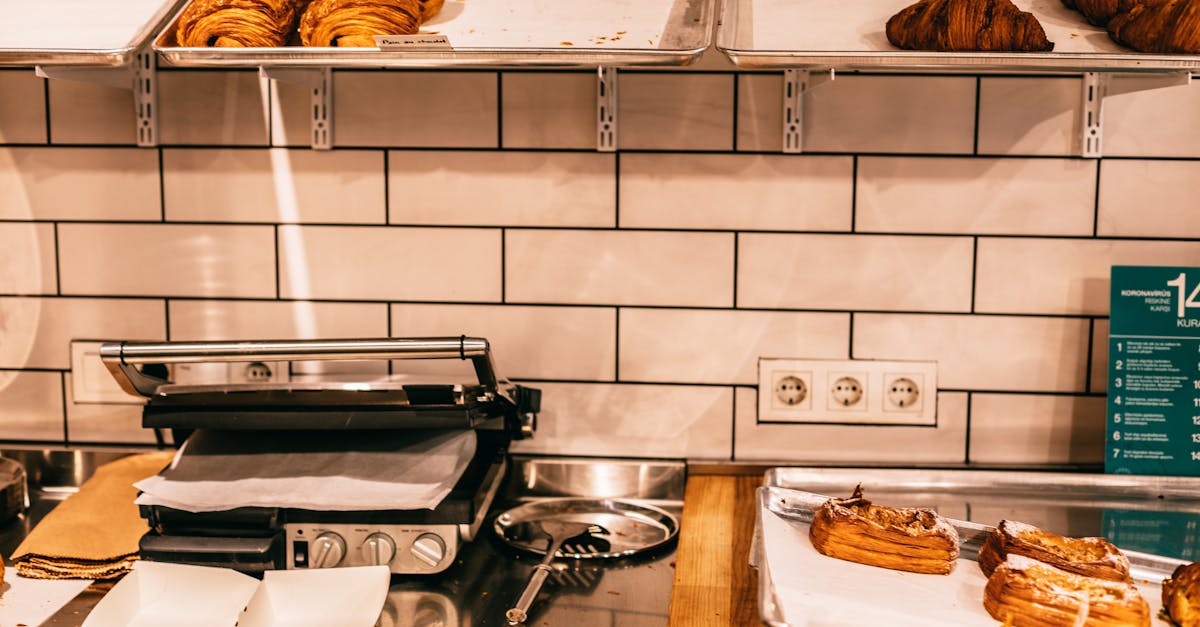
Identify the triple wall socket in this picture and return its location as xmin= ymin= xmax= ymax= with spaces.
xmin=758 ymin=358 xmax=937 ymax=426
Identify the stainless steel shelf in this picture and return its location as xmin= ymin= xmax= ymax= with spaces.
xmin=0 ymin=0 xmax=184 ymax=67
xmin=716 ymin=0 xmax=1200 ymax=73
xmin=154 ymin=0 xmax=714 ymax=69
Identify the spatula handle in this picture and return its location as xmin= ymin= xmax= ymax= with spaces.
xmin=506 ymin=563 xmax=553 ymax=624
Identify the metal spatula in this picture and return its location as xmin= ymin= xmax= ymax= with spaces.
xmin=505 ymin=520 xmax=598 ymax=624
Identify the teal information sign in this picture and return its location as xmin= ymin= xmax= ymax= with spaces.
xmin=1107 ymin=266 xmax=1200 ymax=476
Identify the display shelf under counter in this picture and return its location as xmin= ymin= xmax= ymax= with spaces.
xmin=716 ymin=0 xmax=1200 ymax=73
xmin=0 ymin=0 xmax=184 ymax=66
xmin=153 ymin=0 xmax=714 ymax=68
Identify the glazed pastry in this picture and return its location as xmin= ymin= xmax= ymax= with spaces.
xmin=808 ymin=484 xmax=959 ymax=575
xmin=1163 ymin=561 xmax=1200 ymax=626
xmin=299 ymin=0 xmax=441 ymax=47
xmin=886 ymin=0 xmax=1055 ymax=52
xmin=175 ymin=0 xmax=306 ymax=47
xmin=978 ymin=520 xmax=1131 ymax=582
xmin=984 ymin=554 xmax=1150 ymax=627
xmin=1061 ymin=0 xmax=1139 ymax=25
xmin=1108 ymin=0 xmax=1200 ymax=53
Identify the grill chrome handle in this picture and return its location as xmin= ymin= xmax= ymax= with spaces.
xmin=100 ymin=336 xmax=498 ymax=397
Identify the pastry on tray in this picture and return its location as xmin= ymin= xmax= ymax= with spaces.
xmin=175 ymin=0 xmax=307 ymax=47
xmin=1107 ymin=0 xmax=1200 ymax=53
xmin=984 ymin=554 xmax=1150 ymax=627
xmin=886 ymin=0 xmax=1055 ymax=52
xmin=1061 ymin=0 xmax=1136 ymax=26
xmin=1163 ymin=561 xmax=1200 ymax=627
xmin=808 ymin=484 xmax=960 ymax=575
xmin=977 ymin=520 xmax=1131 ymax=582
xmin=299 ymin=0 xmax=443 ymax=47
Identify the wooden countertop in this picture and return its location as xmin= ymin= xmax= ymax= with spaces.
xmin=667 ymin=474 xmax=761 ymax=626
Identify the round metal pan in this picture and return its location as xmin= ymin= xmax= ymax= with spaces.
xmin=493 ymin=497 xmax=679 ymax=560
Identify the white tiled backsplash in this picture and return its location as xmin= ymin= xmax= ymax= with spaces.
xmin=2 ymin=62 xmax=1199 ymax=468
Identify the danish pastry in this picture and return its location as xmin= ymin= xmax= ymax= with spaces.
xmin=978 ymin=520 xmax=1131 ymax=582
xmin=175 ymin=0 xmax=306 ymax=48
xmin=808 ymin=485 xmax=959 ymax=575
xmin=299 ymin=0 xmax=441 ymax=47
xmin=1163 ymin=561 xmax=1200 ymax=627
xmin=1061 ymin=0 xmax=1137 ymax=25
xmin=886 ymin=0 xmax=1055 ymax=52
xmin=984 ymin=554 xmax=1150 ymax=627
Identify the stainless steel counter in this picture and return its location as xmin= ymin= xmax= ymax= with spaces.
xmin=0 ymin=451 xmax=684 ymax=627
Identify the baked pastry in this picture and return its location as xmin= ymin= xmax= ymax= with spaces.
xmin=1108 ymin=0 xmax=1200 ymax=53
xmin=175 ymin=0 xmax=306 ymax=47
xmin=1061 ymin=0 xmax=1138 ymax=25
xmin=808 ymin=484 xmax=959 ymax=575
xmin=299 ymin=0 xmax=442 ymax=47
xmin=984 ymin=554 xmax=1150 ymax=627
xmin=978 ymin=520 xmax=1131 ymax=582
xmin=1163 ymin=561 xmax=1200 ymax=626
xmin=886 ymin=0 xmax=1055 ymax=52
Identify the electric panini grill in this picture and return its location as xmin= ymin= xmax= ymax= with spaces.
xmin=100 ymin=337 xmax=539 ymax=575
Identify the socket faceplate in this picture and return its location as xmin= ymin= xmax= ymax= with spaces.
xmin=757 ymin=358 xmax=937 ymax=425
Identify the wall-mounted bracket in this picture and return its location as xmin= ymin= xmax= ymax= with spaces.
xmin=35 ymin=47 xmax=159 ymax=147
xmin=1080 ymin=71 xmax=1191 ymax=158
xmin=782 ymin=68 xmax=835 ymax=154
xmin=260 ymin=66 xmax=333 ymax=150
xmin=597 ymin=66 xmax=617 ymax=152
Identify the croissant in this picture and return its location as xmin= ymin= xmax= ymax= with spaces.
xmin=1163 ymin=561 xmax=1200 ymax=627
xmin=299 ymin=0 xmax=441 ymax=47
xmin=978 ymin=520 xmax=1131 ymax=582
xmin=886 ymin=0 xmax=1055 ymax=52
xmin=1061 ymin=0 xmax=1139 ymax=25
xmin=984 ymin=554 xmax=1150 ymax=627
xmin=1108 ymin=0 xmax=1200 ymax=53
xmin=175 ymin=0 xmax=305 ymax=47
xmin=808 ymin=485 xmax=959 ymax=575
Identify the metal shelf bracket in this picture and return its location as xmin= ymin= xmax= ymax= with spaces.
xmin=1080 ymin=71 xmax=1191 ymax=158
xmin=597 ymin=66 xmax=617 ymax=152
xmin=260 ymin=67 xmax=333 ymax=150
xmin=35 ymin=47 xmax=159 ymax=147
xmin=783 ymin=68 xmax=835 ymax=154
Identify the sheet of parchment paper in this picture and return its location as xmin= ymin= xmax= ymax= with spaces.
xmin=135 ymin=429 xmax=476 ymax=512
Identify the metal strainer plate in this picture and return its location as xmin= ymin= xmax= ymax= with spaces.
xmin=494 ymin=497 xmax=679 ymax=559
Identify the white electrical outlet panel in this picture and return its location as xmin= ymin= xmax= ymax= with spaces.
xmin=71 ymin=341 xmax=143 ymax=404
xmin=758 ymin=358 xmax=937 ymax=426
xmin=174 ymin=361 xmax=289 ymax=386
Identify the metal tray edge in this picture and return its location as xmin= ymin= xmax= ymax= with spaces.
xmin=0 ymin=0 xmax=186 ymax=68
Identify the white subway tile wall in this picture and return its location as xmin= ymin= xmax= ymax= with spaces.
xmin=0 ymin=67 xmax=1191 ymax=465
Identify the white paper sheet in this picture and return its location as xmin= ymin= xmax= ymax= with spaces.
xmin=0 ymin=0 xmax=176 ymax=50
xmin=759 ymin=504 xmax=1165 ymax=626
xmin=135 ymin=429 xmax=476 ymax=512
xmin=0 ymin=575 xmax=92 ymax=627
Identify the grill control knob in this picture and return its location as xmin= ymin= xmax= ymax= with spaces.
xmin=310 ymin=532 xmax=346 ymax=568
xmin=410 ymin=533 xmax=446 ymax=568
xmin=363 ymin=532 xmax=397 ymax=566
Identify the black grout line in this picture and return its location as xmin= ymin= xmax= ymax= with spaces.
xmin=387 ymin=304 xmax=394 ymax=375
xmin=164 ymin=299 xmax=172 ymax=340
xmin=848 ymin=312 xmax=855 ymax=358
xmin=0 ymin=293 xmax=1126 ymax=320
xmin=59 ymin=372 xmax=69 ymax=446
xmin=9 ymin=218 xmax=1200 ymax=242
xmin=731 ymin=73 xmax=739 ymax=151
xmin=972 ymin=77 xmax=981 ymax=155
xmin=1085 ymin=318 xmax=1096 ymax=394
xmin=730 ymin=386 xmax=737 ymax=461
xmin=273 ymin=225 xmax=281 ymax=299
xmin=732 ymin=232 xmax=739 ymax=307
xmin=964 ymin=393 xmax=973 ymax=464
xmin=1093 ymin=159 xmax=1102 ymax=237
xmin=613 ymin=152 xmax=620 ymax=228
xmin=613 ymin=307 xmax=621 ymax=382
xmin=52 ymin=222 xmax=61 ymax=295
xmin=42 ymin=77 xmax=51 ymax=144
xmin=382 ymin=150 xmax=390 ymax=223
xmin=157 ymin=147 xmax=166 ymax=221
xmin=970 ymin=237 xmax=979 ymax=313
xmin=850 ymin=156 xmax=858 ymax=232
xmin=500 ymin=228 xmax=507 ymax=303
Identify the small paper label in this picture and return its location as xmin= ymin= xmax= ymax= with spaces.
xmin=374 ymin=34 xmax=452 ymax=49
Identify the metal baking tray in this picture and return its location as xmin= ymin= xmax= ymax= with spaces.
xmin=154 ymin=0 xmax=714 ymax=68
xmin=0 ymin=0 xmax=185 ymax=67
xmin=751 ymin=467 xmax=1200 ymax=626
xmin=717 ymin=0 xmax=1200 ymax=73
